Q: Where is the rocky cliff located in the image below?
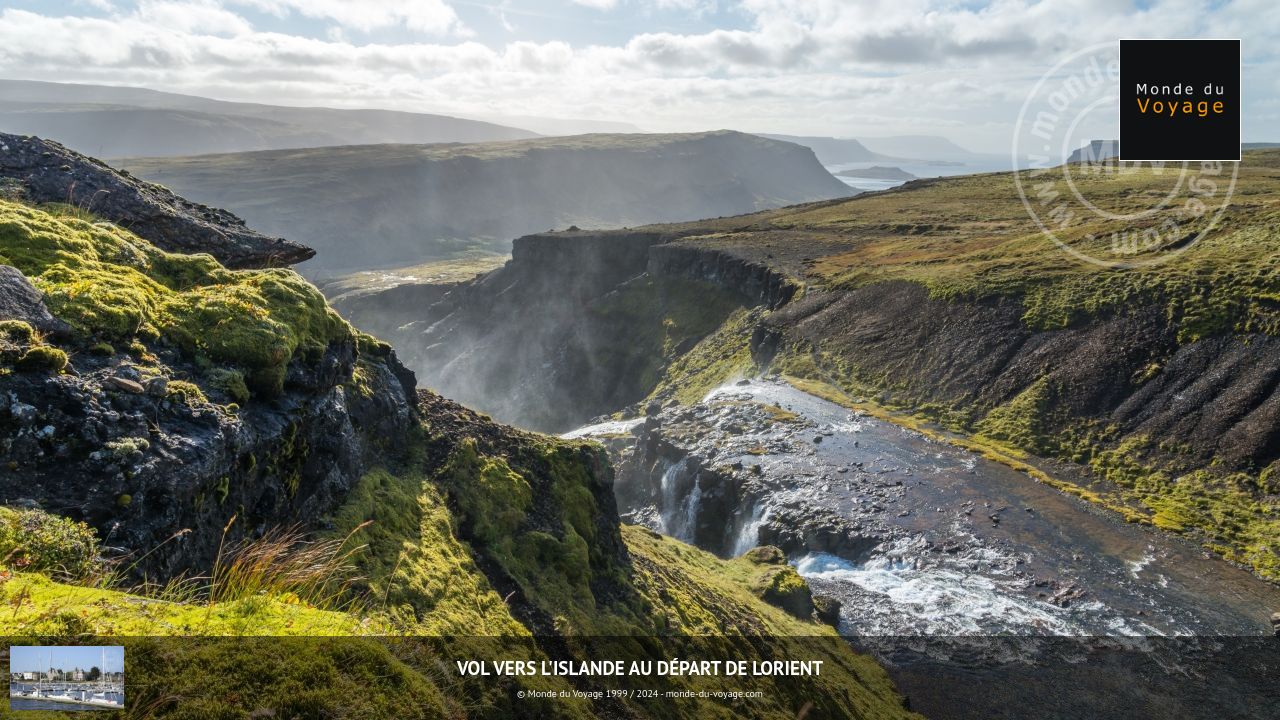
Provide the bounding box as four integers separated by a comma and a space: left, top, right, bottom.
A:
377, 218, 805, 432
0, 193, 415, 578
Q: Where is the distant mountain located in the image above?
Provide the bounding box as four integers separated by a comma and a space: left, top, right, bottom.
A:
472, 115, 644, 135
757, 134, 888, 164
837, 166, 916, 181
0, 79, 536, 156
1068, 140, 1119, 163
857, 135, 977, 161
119, 130, 855, 275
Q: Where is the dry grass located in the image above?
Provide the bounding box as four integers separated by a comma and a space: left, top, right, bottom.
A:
208, 517, 373, 611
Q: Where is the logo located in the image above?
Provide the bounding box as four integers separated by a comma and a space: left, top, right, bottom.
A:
1011, 42, 1238, 269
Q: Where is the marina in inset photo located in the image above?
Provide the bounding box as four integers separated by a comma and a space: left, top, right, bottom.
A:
8, 646, 124, 711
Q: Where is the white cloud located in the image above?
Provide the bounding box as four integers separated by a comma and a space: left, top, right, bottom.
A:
569, 0, 620, 10
229, 0, 467, 35
137, 0, 253, 36
0, 1, 1274, 151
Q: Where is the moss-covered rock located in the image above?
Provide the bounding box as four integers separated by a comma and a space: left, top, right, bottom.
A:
0, 318, 34, 344
0, 199, 353, 399
13, 345, 66, 373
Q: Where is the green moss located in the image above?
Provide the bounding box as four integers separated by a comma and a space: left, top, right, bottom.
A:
327, 467, 528, 636
0, 573, 379, 636
13, 345, 67, 373
446, 439, 532, 544
356, 331, 393, 358
0, 319, 35, 344
207, 367, 250, 404
166, 379, 208, 405
0, 199, 356, 399
750, 564, 814, 619
975, 377, 1057, 455
88, 341, 114, 356
647, 307, 758, 406
104, 436, 150, 459
0, 507, 100, 580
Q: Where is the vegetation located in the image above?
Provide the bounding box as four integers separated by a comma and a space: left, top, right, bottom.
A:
645, 308, 759, 406
0, 507, 101, 581
0, 199, 357, 398
13, 345, 67, 373
711, 156, 1280, 340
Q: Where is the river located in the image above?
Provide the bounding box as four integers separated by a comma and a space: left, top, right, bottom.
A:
568, 377, 1280, 718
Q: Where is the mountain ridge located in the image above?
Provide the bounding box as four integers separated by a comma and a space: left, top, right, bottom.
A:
0, 78, 539, 157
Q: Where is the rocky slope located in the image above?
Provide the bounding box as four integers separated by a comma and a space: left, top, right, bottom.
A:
385, 151, 1280, 581
118, 131, 855, 274
0, 142, 915, 719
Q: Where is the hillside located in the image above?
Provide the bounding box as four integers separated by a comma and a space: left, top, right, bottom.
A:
0, 79, 537, 157
0, 134, 915, 719
375, 151, 1280, 584
119, 131, 855, 275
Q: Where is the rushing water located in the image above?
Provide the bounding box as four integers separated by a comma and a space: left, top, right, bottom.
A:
569, 378, 1280, 718
582, 379, 1280, 637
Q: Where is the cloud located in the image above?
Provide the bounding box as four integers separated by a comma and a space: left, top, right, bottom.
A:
229, 0, 467, 35
137, 0, 253, 36
0, 1, 1274, 151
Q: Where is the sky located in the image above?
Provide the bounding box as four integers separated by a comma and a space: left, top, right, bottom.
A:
0, 0, 1275, 153
10, 646, 125, 674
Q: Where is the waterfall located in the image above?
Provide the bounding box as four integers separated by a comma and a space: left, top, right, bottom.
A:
658, 458, 689, 535
731, 504, 768, 557
676, 477, 702, 543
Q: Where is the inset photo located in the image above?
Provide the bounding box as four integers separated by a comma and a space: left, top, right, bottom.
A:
8, 646, 124, 712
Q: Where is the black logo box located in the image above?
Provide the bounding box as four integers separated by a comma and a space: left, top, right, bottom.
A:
1119, 39, 1240, 161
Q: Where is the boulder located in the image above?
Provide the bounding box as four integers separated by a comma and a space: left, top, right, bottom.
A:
0, 265, 70, 337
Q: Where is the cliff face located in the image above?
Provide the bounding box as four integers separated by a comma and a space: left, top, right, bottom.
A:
378, 221, 802, 432
119, 131, 855, 274
0, 196, 416, 577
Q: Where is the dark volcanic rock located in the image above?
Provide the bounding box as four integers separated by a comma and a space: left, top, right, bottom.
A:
0, 334, 419, 579
0, 264, 70, 337
0, 133, 313, 268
